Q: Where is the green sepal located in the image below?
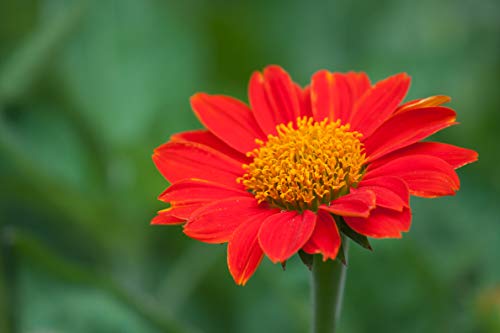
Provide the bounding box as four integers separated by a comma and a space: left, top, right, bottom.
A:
336, 242, 347, 266
298, 250, 313, 270
334, 215, 373, 251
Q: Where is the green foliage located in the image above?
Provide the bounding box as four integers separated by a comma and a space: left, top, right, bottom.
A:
1, 0, 499, 332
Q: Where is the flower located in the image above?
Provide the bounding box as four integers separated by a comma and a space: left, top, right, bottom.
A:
152, 65, 477, 285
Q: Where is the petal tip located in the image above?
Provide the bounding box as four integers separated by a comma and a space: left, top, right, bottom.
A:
263, 64, 287, 74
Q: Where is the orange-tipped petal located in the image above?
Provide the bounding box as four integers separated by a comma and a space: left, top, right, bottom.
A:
366, 155, 460, 198
369, 142, 478, 170
364, 106, 457, 162
184, 197, 266, 244
152, 141, 243, 187
171, 130, 250, 164
190, 93, 266, 154
302, 210, 341, 261
320, 189, 376, 218
350, 73, 410, 137
249, 65, 301, 134
344, 206, 412, 238
227, 210, 275, 286
258, 210, 317, 263
395, 95, 451, 114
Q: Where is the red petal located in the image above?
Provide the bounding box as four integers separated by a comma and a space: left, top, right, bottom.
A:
320, 189, 376, 218
297, 84, 313, 118
151, 209, 185, 225
359, 176, 409, 209
184, 197, 267, 244
369, 142, 478, 170
346, 72, 371, 97
364, 106, 457, 162
357, 185, 406, 211
171, 130, 250, 164
302, 210, 341, 261
249, 65, 301, 135
258, 210, 317, 263
350, 73, 410, 137
152, 141, 243, 187
344, 207, 412, 238
311, 70, 335, 122
227, 210, 275, 286
190, 93, 266, 154
163, 204, 201, 219
310, 71, 371, 124
340, 72, 371, 123
158, 179, 250, 218
395, 95, 451, 114
366, 155, 460, 197
159, 179, 248, 203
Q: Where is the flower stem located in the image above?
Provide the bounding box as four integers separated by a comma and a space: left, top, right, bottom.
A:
311, 237, 348, 333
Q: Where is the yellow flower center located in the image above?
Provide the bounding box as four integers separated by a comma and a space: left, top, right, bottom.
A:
239, 117, 366, 211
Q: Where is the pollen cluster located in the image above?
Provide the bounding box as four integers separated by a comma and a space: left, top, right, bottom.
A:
239, 117, 366, 211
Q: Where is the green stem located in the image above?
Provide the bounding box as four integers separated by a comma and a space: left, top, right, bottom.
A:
311, 237, 348, 333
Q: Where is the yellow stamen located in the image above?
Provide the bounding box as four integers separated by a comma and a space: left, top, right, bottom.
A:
238, 117, 366, 211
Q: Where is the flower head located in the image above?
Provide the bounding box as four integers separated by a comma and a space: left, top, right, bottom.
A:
152, 66, 477, 285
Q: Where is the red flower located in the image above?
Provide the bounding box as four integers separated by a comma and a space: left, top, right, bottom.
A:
152, 66, 477, 285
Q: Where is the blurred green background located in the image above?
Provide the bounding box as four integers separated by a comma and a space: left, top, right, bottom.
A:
1, 0, 499, 332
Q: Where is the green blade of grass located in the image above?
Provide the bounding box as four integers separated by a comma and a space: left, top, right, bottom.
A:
0, 0, 87, 104
11, 228, 203, 333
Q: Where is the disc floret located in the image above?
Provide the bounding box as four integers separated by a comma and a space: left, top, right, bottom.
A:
239, 117, 366, 211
